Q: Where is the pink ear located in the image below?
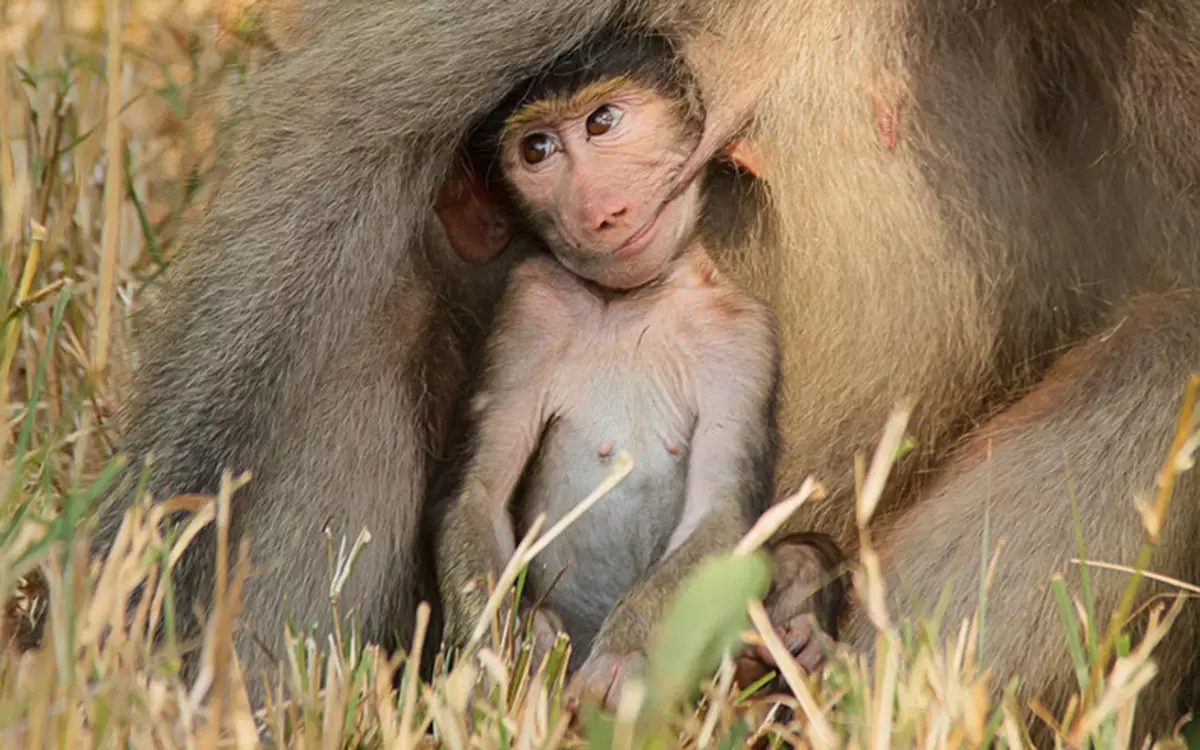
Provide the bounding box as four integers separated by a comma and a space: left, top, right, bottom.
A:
434, 164, 514, 265
723, 138, 762, 179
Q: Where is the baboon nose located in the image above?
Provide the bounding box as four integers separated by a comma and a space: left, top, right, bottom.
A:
585, 201, 629, 232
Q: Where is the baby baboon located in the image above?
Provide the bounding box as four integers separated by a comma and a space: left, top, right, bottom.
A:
436, 31, 829, 700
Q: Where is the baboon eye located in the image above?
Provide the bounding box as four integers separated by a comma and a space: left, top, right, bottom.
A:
520, 133, 557, 165
585, 105, 623, 136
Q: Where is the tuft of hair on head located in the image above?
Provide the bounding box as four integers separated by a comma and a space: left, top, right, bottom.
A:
465, 27, 702, 178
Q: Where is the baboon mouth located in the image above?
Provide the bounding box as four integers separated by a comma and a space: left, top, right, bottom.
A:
614, 216, 658, 257
617, 166, 691, 257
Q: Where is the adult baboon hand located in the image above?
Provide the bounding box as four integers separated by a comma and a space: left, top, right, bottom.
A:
732, 615, 833, 691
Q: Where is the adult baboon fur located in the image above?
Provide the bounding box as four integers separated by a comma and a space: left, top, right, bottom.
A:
95, 0, 1200, 739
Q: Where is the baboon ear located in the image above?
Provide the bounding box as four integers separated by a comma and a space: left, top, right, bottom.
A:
723, 137, 761, 178
434, 160, 513, 265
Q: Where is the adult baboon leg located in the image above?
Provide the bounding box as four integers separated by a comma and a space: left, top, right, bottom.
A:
844, 292, 1200, 743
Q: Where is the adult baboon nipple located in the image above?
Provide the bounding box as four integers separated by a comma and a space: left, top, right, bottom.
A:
598, 439, 614, 458
870, 91, 899, 150
664, 438, 680, 455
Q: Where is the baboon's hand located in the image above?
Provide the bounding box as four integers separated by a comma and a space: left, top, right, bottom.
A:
732, 534, 845, 691
446, 595, 565, 668
566, 649, 648, 710
442, 589, 487, 654
733, 614, 832, 690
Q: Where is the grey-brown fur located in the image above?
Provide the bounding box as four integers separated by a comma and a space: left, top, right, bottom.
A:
93, 0, 1200, 739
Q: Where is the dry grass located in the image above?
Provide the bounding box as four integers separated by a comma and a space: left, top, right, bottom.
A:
1, 1, 1198, 747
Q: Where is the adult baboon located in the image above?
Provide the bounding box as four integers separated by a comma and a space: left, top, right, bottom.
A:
96, 0, 1200, 739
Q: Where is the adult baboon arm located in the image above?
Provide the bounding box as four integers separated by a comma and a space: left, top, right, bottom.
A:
843, 292, 1200, 743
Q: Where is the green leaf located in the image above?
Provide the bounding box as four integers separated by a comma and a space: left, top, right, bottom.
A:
1182, 715, 1200, 750
584, 705, 616, 750
644, 551, 772, 712
583, 551, 772, 749
1050, 576, 1089, 693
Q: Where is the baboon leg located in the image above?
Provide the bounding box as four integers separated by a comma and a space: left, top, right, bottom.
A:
844, 291, 1200, 743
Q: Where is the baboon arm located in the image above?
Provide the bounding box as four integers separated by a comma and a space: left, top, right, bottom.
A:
437, 385, 548, 647
437, 270, 566, 647
455, 407, 545, 561
667, 363, 774, 552
665, 3, 802, 199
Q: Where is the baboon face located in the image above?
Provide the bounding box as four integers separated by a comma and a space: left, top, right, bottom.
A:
433, 31, 761, 280
497, 83, 703, 289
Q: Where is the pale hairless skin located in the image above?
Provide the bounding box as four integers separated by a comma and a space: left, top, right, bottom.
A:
441, 241, 777, 667
436, 37, 846, 706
